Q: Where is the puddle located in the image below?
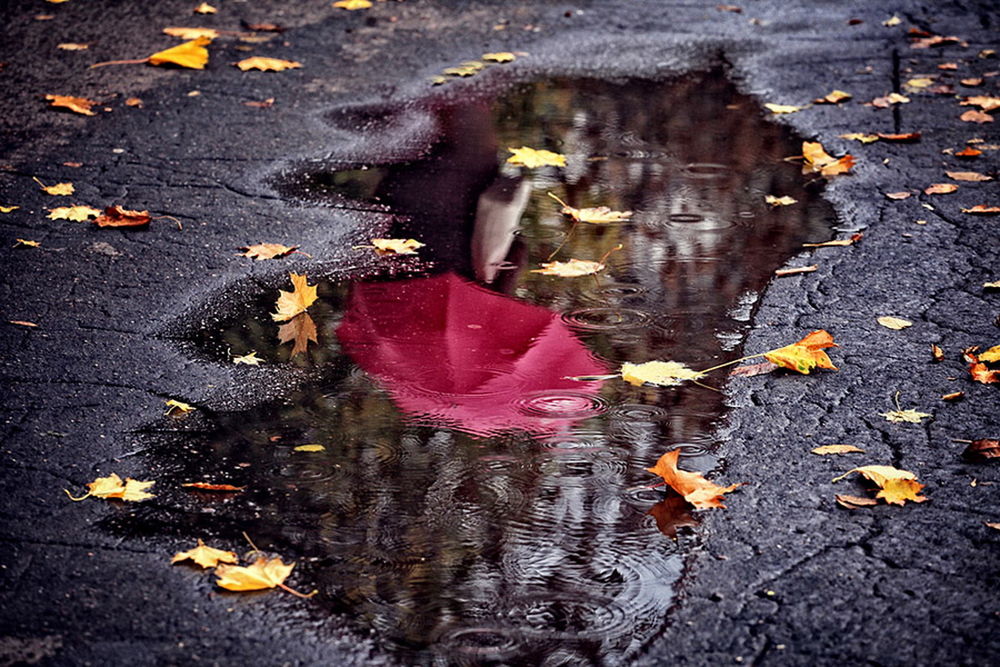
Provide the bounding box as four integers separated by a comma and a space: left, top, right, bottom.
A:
124, 70, 835, 663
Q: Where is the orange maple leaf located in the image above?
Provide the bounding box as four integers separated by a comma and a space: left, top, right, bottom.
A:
646, 450, 741, 510
802, 141, 855, 177
93, 205, 151, 227
763, 329, 838, 374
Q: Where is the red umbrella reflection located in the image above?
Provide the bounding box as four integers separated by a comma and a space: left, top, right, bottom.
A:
337, 273, 608, 437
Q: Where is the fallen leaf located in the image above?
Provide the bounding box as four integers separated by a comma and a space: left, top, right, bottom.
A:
910, 35, 966, 49
243, 98, 275, 108
980, 346, 1000, 363
9, 320, 38, 327
814, 90, 852, 104
294, 444, 325, 452
239, 243, 298, 260
172, 539, 238, 568
243, 21, 285, 32
836, 494, 879, 509
125, 97, 143, 107
878, 316, 912, 330
986, 522, 1000, 530
233, 351, 263, 365
961, 78, 984, 87
812, 444, 865, 455
273, 273, 318, 321
181, 482, 245, 491
877, 478, 928, 505
932, 344, 945, 362
507, 146, 566, 168
57, 43, 89, 50
277, 313, 317, 357
801, 141, 854, 176
840, 133, 880, 143
93, 205, 151, 227
442, 65, 479, 77
963, 439, 1000, 462
960, 110, 994, 124
0, 205, 19, 213
924, 183, 959, 194
969, 357, 1000, 384
765, 195, 797, 207
762, 329, 838, 374
765, 103, 806, 114
942, 391, 965, 401
194, 2, 216, 13
34, 178, 74, 195
882, 15, 901, 26
332, 0, 373, 8
65, 472, 155, 502
165, 399, 195, 416
215, 557, 293, 592
961, 96, 1000, 111
14, 239, 40, 248
877, 132, 921, 142
531, 258, 605, 277
938, 62, 958, 70
48, 205, 100, 221
946, 171, 992, 182
904, 77, 935, 89
647, 450, 740, 509
162, 27, 219, 40
482, 52, 515, 63
985, 280, 1000, 288
885, 192, 912, 200
621, 360, 705, 387
962, 205, 1000, 214
833, 464, 915, 485
148, 37, 211, 70
370, 238, 424, 255
882, 406, 931, 423
646, 496, 698, 539
236, 57, 301, 72
716, 4, 742, 12
955, 147, 983, 157
803, 233, 863, 247
870, 92, 910, 107
774, 265, 818, 276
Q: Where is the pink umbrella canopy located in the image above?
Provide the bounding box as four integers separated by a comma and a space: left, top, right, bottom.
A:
337, 272, 608, 437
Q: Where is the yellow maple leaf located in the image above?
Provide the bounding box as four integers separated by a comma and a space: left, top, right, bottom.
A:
904, 77, 935, 89
531, 258, 605, 278
506, 146, 566, 168
33, 178, 74, 195
833, 464, 915, 486
880, 392, 930, 424
236, 57, 302, 72
193, 2, 216, 13
802, 141, 854, 177
762, 329, 838, 374
172, 539, 238, 569
621, 360, 705, 387
877, 316, 912, 330
66, 472, 155, 502
333, 0, 372, 9
877, 478, 928, 505
162, 27, 220, 40
765, 103, 806, 114
765, 195, 797, 207
277, 312, 318, 357
815, 90, 852, 104
273, 273, 318, 322
165, 399, 195, 416
370, 238, 424, 255
646, 450, 740, 510
45, 94, 97, 116
812, 444, 864, 455
239, 243, 298, 260
482, 52, 515, 62
215, 556, 294, 591
443, 65, 479, 77
148, 37, 211, 70
548, 192, 632, 223
979, 345, 1000, 363
48, 205, 101, 221
0, 205, 19, 213
233, 351, 263, 365
294, 444, 325, 452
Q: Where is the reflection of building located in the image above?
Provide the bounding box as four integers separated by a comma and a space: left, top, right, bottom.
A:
138, 71, 835, 663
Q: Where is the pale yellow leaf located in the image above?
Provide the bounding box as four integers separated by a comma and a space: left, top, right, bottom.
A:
506, 146, 566, 168
840, 133, 880, 143
48, 205, 100, 221
165, 399, 195, 416
215, 557, 294, 591
0, 205, 19, 213
531, 258, 605, 277
163, 27, 220, 40
946, 171, 992, 182
194, 2, 216, 13
233, 351, 263, 365
370, 238, 424, 255
812, 444, 865, 456
877, 316, 912, 330
332, 0, 372, 8
979, 345, 1000, 363
148, 37, 211, 70
236, 57, 302, 72
765, 195, 797, 207
172, 539, 238, 568
881, 408, 931, 423
482, 52, 515, 62
621, 361, 705, 387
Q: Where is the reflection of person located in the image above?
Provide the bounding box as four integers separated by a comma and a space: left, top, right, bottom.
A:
471, 176, 530, 283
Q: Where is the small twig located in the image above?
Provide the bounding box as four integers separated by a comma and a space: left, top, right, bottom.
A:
242, 531, 261, 556
278, 582, 318, 599
152, 214, 182, 230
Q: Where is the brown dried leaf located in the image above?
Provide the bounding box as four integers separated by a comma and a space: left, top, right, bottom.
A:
910, 35, 966, 49
45, 94, 97, 116
277, 312, 317, 357
942, 391, 965, 401
813, 444, 865, 456
961, 205, 1000, 214
924, 183, 958, 194
803, 233, 863, 247
946, 171, 992, 182
961, 96, 1000, 111
836, 494, 879, 509
961, 109, 994, 124
963, 439, 1000, 462
877, 132, 921, 142
885, 191, 912, 200
93, 205, 151, 227
728, 360, 778, 377
181, 482, 246, 492
955, 147, 983, 157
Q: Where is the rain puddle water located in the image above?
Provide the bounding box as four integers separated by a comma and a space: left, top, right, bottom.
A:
123, 71, 836, 663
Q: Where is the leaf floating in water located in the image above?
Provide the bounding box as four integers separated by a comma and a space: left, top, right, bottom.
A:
531, 258, 605, 278
277, 313, 317, 357
765, 195, 797, 207
506, 146, 566, 168
646, 450, 741, 510
272, 273, 318, 322
620, 360, 705, 387
172, 539, 238, 568
369, 238, 425, 255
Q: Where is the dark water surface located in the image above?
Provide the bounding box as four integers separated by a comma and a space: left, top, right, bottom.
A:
126, 72, 835, 663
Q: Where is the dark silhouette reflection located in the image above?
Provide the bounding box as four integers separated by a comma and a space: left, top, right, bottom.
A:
131, 71, 836, 663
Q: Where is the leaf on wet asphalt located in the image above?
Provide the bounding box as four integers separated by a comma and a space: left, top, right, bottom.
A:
277, 312, 317, 357
803, 233, 863, 247
14, 239, 41, 248
962, 439, 1000, 462
65, 472, 155, 502
181, 482, 246, 491
814, 90, 852, 104
870, 92, 910, 108
812, 444, 865, 456
904, 77, 935, 89
272, 273, 318, 322
961, 96, 1000, 111
833, 465, 927, 505
877, 132, 921, 142
955, 147, 982, 157
332, 0, 373, 9
728, 360, 778, 377
765, 103, 806, 114
885, 192, 912, 200
646, 495, 698, 539
531, 258, 605, 278
9, 320, 38, 327
193, 2, 216, 14
962, 205, 1000, 214
960, 110, 994, 124
765, 195, 797, 207
882, 15, 902, 26
931, 344, 945, 362
236, 57, 302, 72
172, 539, 238, 568
48, 205, 101, 221
148, 37, 211, 69
877, 316, 912, 330
482, 52, 515, 62
215, 556, 293, 592
646, 450, 741, 510
239, 242, 298, 260
762, 329, 838, 374
165, 399, 196, 416
836, 494, 879, 509
801, 141, 854, 177
840, 133, 880, 143
774, 265, 818, 276
924, 183, 959, 194
45, 94, 97, 116
162, 27, 220, 40
966, 349, 1000, 384
621, 360, 705, 387
0, 205, 19, 213
946, 171, 992, 182
881, 406, 931, 423
93, 205, 151, 227
233, 351, 263, 365
370, 238, 425, 255
506, 146, 566, 168
980, 345, 1000, 363
910, 35, 966, 49
34, 178, 74, 195
58, 43, 90, 50
942, 391, 964, 401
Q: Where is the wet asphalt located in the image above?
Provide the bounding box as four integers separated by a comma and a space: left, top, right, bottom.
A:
2, 0, 999, 665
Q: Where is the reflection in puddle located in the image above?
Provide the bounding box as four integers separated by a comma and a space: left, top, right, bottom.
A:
132, 71, 835, 662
